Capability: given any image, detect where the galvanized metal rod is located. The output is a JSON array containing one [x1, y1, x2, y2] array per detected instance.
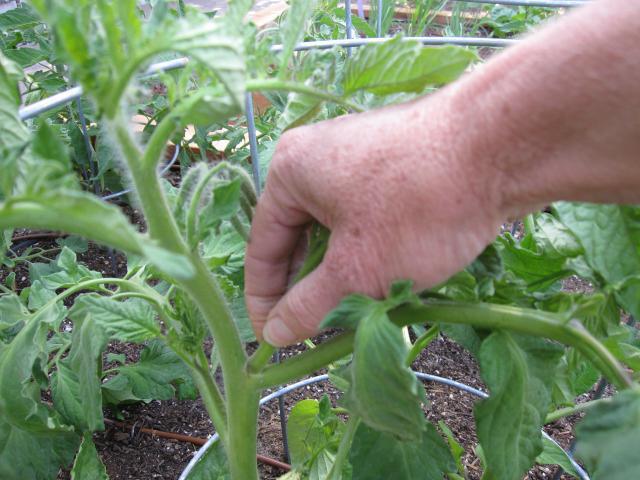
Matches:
[[244, 92, 262, 195], [270, 35, 517, 52], [19, 36, 516, 121], [18, 57, 189, 121], [345, 0, 353, 56], [455, 0, 585, 7], [180, 372, 590, 480], [377, 0, 383, 37]]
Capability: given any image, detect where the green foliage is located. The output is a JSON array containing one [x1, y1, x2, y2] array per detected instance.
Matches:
[[343, 36, 477, 95], [52, 315, 107, 432], [277, 0, 318, 77], [286, 396, 347, 478], [536, 436, 578, 477], [71, 434, 109, 480], [323, 282, 427, 441], [0, 420, 79, 480], [475, 333, 563, 480], [185, 439, 231, 480], [555, 202, 640, 319], [1, 2, 639, 479], [103, 340, 195, 402], [575, 389, 640, 479], [480, 5, 554, 38], [349, 422, 456, 479], [69, 295, 161, 342]]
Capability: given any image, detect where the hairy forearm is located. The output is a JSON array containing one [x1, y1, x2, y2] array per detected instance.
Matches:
[[446, 0, 640, 216]]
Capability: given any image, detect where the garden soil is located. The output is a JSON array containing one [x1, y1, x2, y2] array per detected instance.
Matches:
[[3, 229, 601, 480]]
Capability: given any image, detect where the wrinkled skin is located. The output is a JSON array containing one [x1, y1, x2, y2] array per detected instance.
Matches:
[[245, 0, 640, 346], [244, 93, 505, 346]]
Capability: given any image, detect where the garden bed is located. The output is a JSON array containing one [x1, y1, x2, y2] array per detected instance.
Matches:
[[3, 1, 638, 479], [2, 228, 598, 480]]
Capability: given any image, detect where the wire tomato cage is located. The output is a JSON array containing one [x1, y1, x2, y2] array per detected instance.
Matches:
[[16, 0, 591, 479]]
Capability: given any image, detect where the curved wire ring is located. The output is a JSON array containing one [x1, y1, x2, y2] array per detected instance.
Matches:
[[179, 372, 590, 480]]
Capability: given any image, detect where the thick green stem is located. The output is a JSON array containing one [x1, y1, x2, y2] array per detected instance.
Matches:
[[38, 277, 146, 313], [258, 300, 633, 391], [230, 215, 250, 242], [327, 416, 360, 480], [110, 121, 185, 252], [391, 301, 634, 390], [405, 324, 439, 367], [0, 197, 144, 255], [246, 343, 275, 373], [239, 194, 254, 222], [255, 332, 354, 389], [192, 350, 228, 442], [224, 381, 261, 480], [245, 78, 365, 112], [523, 214, 536, 236], [142, 112, 181, 171], [545, 397, 610, 424], [109, 121, 249, 468]]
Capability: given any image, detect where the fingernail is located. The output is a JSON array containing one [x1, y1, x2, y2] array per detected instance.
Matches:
[[263, 317, 296, 347]]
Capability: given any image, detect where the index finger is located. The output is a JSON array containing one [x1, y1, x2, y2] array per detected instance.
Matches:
[[244, 173, 311, 340]]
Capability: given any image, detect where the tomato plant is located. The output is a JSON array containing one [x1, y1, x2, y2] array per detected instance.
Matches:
[[0, 1, 639, 479]]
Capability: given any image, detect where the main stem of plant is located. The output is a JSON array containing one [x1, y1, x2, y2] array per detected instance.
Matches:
[[110, 119, 260, 480]]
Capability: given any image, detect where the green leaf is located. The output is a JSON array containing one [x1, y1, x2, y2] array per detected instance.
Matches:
[[71, 434, 108, 480], [0, 419, 79, 480], [495, 234, 569, 291], [349, 422, 456, 479], [0, 54, 28, 195], [104, 340, 193, 401], [32, 120, 70, 168], [183, 438, 230, 480], [141, 240, 196, 281], [475, 333, 563, 480], [0, 189, 194, 280], [343, 36, 477, 95], [0, 306, 66, 432], [0, 293, 29, 335], [438, 421, 466, 476], [323, 284, 426, 441], [554, 203, 640, 319], [204, 177, 243, 224], [4, 46, 48, 69], [52, 315, 108, 432], [287, 397, 345, 473], [168, 16, 246, 110], [228, 294, 256, 342], [575, 389, 640, 479], [294, 223, 330, 283], [278, 83, 325, 131], [32, 2, 245, 115], [35, 247, 102, 290], [532, 212, 583, 258], [0, 4, 41, 31], [69, 294, 161, 342], [536, 435, 578, 477], [0, 191, 141, 255], [177, 86, 241, 127], [278, 0, 317, 76], [56, 235, 89, 253]]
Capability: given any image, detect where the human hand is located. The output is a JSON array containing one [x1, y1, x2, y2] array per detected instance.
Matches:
[[244, 92, 506, 346]]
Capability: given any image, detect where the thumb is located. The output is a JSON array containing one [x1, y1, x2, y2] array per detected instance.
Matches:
[[262, 261, 345, 347]]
